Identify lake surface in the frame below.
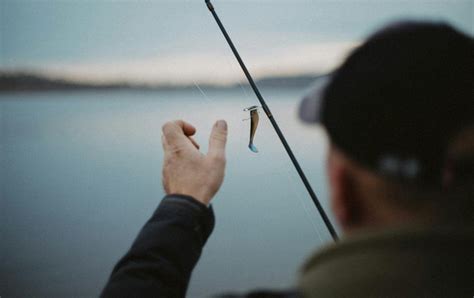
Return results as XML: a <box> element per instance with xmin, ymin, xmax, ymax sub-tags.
<box><xmin>1</xmin><ymin>88</ymin><xmax>337</xmax><ymax>297</ymax></box>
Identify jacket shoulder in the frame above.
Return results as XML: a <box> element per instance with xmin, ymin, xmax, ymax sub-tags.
<box><xmin>216</xmin><ymin>289</ymin><xmax>301</xmax><ymax>298</ymax></box>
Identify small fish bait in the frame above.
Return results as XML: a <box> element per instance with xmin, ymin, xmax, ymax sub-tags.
<box><xmin>243</xmin><ymin>105</ymin><xmax>260</xmax><ymax>153</ymax></box>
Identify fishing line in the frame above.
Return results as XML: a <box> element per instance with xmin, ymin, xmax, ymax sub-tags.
<box><xmin>218</xmin><ymin>42</ymin><xmax>259</xmax><ymax>156</ymax></box>
<box><xmin>205</xmin><ymin>0</ymin><xmax>338</xmax><ymax>241</ymax></box>
<box><xmin>220</xmin><ymin>44</ymin><xmax>256</xmax><ymax>154</ymax></box>
<box><xmin>193</xmin><ymin>81</ymin><xmax>214</xmax><ymax>104</ymax></box>
<box><xmin>191</xmin><ymin>79</ymin><xmax>226</xmax><ymax>153</ymax></box>
<box><xmin>192</xmin><ymin>78</ymin><xmax>250</xmax><ymax>170</ymax></box>
<box><xmin>283</xmin><ymin>165</ymin><xmax>325</xmax><ymax>243</ymax></box>
<box><xmin>277</xmin><ymin>102</ymin><xmax>327</xmax><ymax>241</ymax></box>
<box><xmin>222</xmin><ymin>51</ymin><xmax>254</xmax><ymax>103</ymax></box>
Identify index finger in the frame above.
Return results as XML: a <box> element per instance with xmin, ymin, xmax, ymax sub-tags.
<box><xmin>162</xmin><ymin>120</ymin><xmax>195</xmax><ymax>152</ymax></box>
<box><xmin>173</xmin><ymin>120</ymin><xmax>197</xmax><ymax>137</ymax></box>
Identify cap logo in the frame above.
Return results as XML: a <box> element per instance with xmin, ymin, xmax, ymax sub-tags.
<box><xmin>379</xmin><ymin>155</ymin><xmax>420</xmax><ymax>179</ymax></box>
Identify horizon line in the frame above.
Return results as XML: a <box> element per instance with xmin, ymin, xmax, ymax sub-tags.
<box><xmin>0</xmin><ymin>41</ymin><xmax>358</xmax><ymax>87</ymax></box>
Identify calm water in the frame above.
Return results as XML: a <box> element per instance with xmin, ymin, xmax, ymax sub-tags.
<box><xmin>1</xmin><ymin>88</ymin><xmax>336</xmax><ymax>297</ymax></box>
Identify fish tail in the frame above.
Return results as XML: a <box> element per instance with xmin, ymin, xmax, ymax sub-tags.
<box><xmin>248</xmin><ymin>143</ymin><xmax>258</xmax><ymax>153</ymax></box>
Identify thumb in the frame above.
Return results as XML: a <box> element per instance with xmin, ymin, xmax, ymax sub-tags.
<box><xmin>208</xmin><ymin>120</ymin><xmax>228</xmax><ymax>159</ymax></box>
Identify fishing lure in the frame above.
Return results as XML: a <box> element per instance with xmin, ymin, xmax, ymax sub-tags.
<box><xmin>243</xmin><ymin>105</ymin><xmax>259</xmax><ymax>153</ymax></box>
<box><xmin>206</xmin><ymin>0</ymin><xmax>338</xmax><ymax>241</ymax></box>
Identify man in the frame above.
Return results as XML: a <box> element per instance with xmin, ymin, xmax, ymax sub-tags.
<box><xmin>101</xmin><ymin>21</ymin><xmax>473</xmax><ymax>297</ymax></box>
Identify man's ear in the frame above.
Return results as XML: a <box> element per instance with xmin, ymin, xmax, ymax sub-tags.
<box><xmin>327</xmin><ymin>149</ymin><xmax>359</xmax><ymax>231</ymax></box>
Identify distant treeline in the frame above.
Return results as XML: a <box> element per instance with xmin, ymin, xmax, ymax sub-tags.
<box><xmin>0</xmin><ymin>72</ymin><xmax>327</xmax><ymax>92</ymax></box>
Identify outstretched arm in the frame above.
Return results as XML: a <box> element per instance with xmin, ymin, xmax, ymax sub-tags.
<box><xmin>100</xmin><ymin>194</ymin><xmax>214</xmax><ymax>297</ymax></box>
<box><xmin>101</xmin><ymin>120</ymin><xmax>228</xmax><ymax>297</ymax></box>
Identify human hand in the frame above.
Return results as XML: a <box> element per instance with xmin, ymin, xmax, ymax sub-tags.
<box><xmin>161</xmin><ymin>120</ymin><xmax>228</xmax><ymax>205</ymax></box>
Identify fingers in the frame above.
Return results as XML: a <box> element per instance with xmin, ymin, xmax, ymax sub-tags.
<box><xmin>161</xmin><ymin>134</ymin><xmax>169</xmax><ymax>151</ymax></box>
<box><xmin>208</xmin><ymin>120</ymin><xmax>228</xmax><ymax>160</ymax></box>
<box><xmin>173</xmin><ymin>120</ymin><xmax>196</xmax><ymax>137</ymax></box>
<box><xmin>188</xmin><ymin>136</ymin><xmax>200</xmax><ymax>150</ymax></box>
<box><xmin>162</xmin><ymin>120</ymin><xmax>196</xmax><ymax>153</ymax></box>
<box><xmin>173</xmin><ymin>120</ymin><xmax>200</xmax><ymax>148</ymax></box>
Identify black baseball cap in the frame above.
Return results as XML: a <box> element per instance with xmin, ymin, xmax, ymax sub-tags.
<box><xmin>300</xmin><ymin>21</ymin><xmax>473</xmax><ymax>187</ymax></box>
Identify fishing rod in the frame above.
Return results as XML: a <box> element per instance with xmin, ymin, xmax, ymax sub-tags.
<box><xmin>205</xmin><ymin>0</ymin><xmax>338</xmax><ymax>241</ymax></box>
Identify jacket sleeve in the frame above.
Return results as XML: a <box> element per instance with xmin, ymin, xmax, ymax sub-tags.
<box><xmin>101</xmin><ymin>194</ymin><xmax>215</xmax><ymax>298</ymax></box>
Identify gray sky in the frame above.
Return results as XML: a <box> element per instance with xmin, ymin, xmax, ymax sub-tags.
<box><xmin>1</xmin><ymin>0</ymin><xmax>472</xmax><ymax>84</ymax></box>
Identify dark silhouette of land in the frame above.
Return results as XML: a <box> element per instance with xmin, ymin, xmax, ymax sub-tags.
<box><xmin>0</xmin><ymin>72</ymin><xmax>327</xmax><ymax>92</ymax></box>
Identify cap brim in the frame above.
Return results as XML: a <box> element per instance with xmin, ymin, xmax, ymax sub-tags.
<box><xmin>298</xmin><ymin>76</ymin><xmax>330</xmax><ymax>123</ymax></box>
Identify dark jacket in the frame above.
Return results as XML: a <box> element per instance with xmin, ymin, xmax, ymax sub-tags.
<box><xmin>101</xmin><ymin>195</ymin><xmax>298</xmax><ymax>297</ymax></box>
<box><xmin>101</xmin><ymin>195</ymin><xmax>216</xmax><ymax>298</ymax></box>
<box><xmin>299</xmin><ymin>225</ymin><xmax>473</xmax><ymax>298</ymax></box>
<box><xmin>101</xmin><ymin>195</ymin><xmax>473</xmax><ymax>298</ymax></box>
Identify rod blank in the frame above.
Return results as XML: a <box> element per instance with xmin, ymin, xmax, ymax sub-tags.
<box><xmin>205</xmin><ymin>0</ymin><xmax>339</xmax><ymax>241</ymax></box>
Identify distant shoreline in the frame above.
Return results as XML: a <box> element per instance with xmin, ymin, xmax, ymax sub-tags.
<box><xmin>0</xmin><ymin>72</ymin><xmax>328</xmax><ymax>93</ymax></box>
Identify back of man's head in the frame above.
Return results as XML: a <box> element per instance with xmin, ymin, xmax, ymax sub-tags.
<box><xmin>302</xmin><ymin>21</ymin><xmax>473</xmax><ymax>227</ymax></box>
